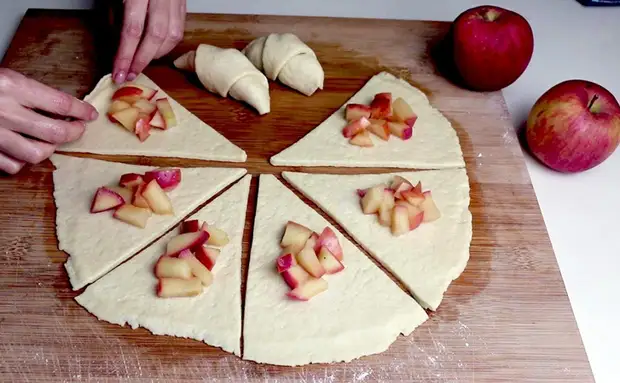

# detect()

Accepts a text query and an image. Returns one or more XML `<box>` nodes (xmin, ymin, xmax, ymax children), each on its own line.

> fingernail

<box><xmin>90</xmin><ymin>109</ymin><xmax>99</xmax><ymax>120</ymax></box>
<box><xmin>126</xmin><ymin>72</ymin><xmax>137</xmax><ymax>81</ymax></box>
<box><xmin>114</xmin><ymin>70</ymin><xmax>126</xmax><ymax>84</ymax></box>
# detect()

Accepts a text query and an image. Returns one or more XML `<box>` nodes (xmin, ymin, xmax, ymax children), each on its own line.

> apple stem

<box><xmin>588</xmin><ymin>95</ymin><xmax>599</xmax><ymax>112</ymax></box>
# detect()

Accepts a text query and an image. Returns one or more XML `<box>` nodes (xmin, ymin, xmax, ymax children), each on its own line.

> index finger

<box><xmin>113</xmin><ymin>0</ymin><xmax>149</xmax><ymax>84</ymax></box>
<box><xmin>18</xmin><ymin>76</ymin><xmax>98</xmax><ymax>121</ymax></box>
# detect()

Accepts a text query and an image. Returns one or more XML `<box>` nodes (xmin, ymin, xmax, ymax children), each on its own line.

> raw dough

<box><xmin>60</xmin><ymin>73</ymin><xmax>247</xmax><ymax>160</ymax></box>
<box><xmin>175</xmin><ymin>44</ymin><xmax>270</xmax><ymax>115</ymax></box>
<box><xmin>75</xmin><ymin>175</ymin><xmax>251</xmax><ymax>355</ymax></box>
<box><xmin>51</xmin><ymin>154</ymin><xmax>247</xmax><ymax>290</ymax></box>
<box><xmin>271</xmin><ymin>72</ymin><xmax>465</xmax><ymax>169</ymax></box>
<box><xmin>243</xmin><ymin>33</ymin><xmax>324</xmax><ymax>96</ymax></box>
<box><xmin>283</xmin><ymin>170</ymin><xmax>472</xmax><ymax>310</ymax></box>
<box><xmin>243</xmin><ymin>174</ymin><xmax>428</xmax><ymax>366</ymax></box>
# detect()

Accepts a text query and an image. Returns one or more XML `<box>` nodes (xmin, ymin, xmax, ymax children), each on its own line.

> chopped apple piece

<box><xmin>412</xmin><ymin>181</ymin><xmax>423</xmax><ymax>194</ymax></box>
<box><xmin>390</xmin><ymin>176</ymin><xmax>412</xmax><ymax>190</ymax></box>
<box><xmin>156</xmin><ymin>278</ymin><xmax>202</xmax><ymax>298</ymax></box>
<box><xmin>377</xmin><ymin>189</ymin><xmax>396</xmax><ymax>226</ymax></box>
<box><xmin>296</xmin><ymin>247</ymin><xmax>325</xmax><ymax>278</ymax></box>
<box><xmin>357</xmin><ymin>188</ymin><xmax>367</xmax><ymax>198</ymax></box>
<box><xmin>149</xmin><ymin>110</ymin><xmax>166</xmax><ymax>130</ymax></box>
<box><xmin>367</xmin><ymin>119</ymin><xmax>390</xmax><ymax>141</ymax></box>
<box><xmin>135</xmin><ymin>84</ymin><xmax>158</xmax><ymax>100</ymax></box>
<box><xmin>370</xmin><ymin>92</ymin><xmax>392</xmax><ymax>119</ymax></box>
<box><xmin>113</xmin><ymin>204</ymin><xmax>151</xmax><ymax>228</ymax></box>
<box><xmin>342</xmin><ymin>117</ymin><xmax>370</xmax><ymax>138</ymax></box>
<box><xmin>179</xmin><ymin>252</ymin><xmax>214</xmax><ymax>286</ymax></box>
<box><xmin>287</xmin><ymin>277</ymin><xmax>328</xmax><ymax>301</ymax></box>
<box><xmin>111</xmin><ymin>86</ymin><xmax>143</xmax><ymax>104</ymax></box>
<box><xmin>350</xmin><ymin>130</ymin><xmax>374</xmax><ymax>147</ymax></box>
<box><xmin>111</xmin><ymin>107</ymin><xmax>140</xmax><ymax>132</ymax></box>
<box><xmin>143</xmin><ymin>168</ymin><xmax>182</xmax><ymax>191</ymax></box>
<box><xmin>133</xmin><ymin>99</ymin><xmax>157</xmax><ymax>115</ymax></box>
<box><xmin>108</xmin><ymin>100</ymin><xmax>131</xmax><ymax>116</ymax></box>
<box><xmin>276</xmin><ymin>252</ymin><xmax>297</xmax><ymax>273</ymax></box>
<box><xmin>165</xmin><ymin>231</ymin><xmax>210</xmax><ymax>257</ymax></box>
<box><xmin>395</xmin><ymin>201</ymin><xmax>425</xmax><ymax>230</ymax></box>
<box><xmin>317</xmin><ymin>247</ymin><xmax>344</xmax><ymax>274</ymax></box>
<box><xmin>401</xmin><ymin>189</ymin><xmax>425</xmax><ymax>206</ymax></box>
<box><xmin>281</xmin><ymin>265</ymin><xmax>310</xmax><ymax>289</ymax></box>
<box><xmin>134</xmin><ymin>113</ymin><xmax>152</xmax><ymax>142</ymax></box>
<box><xmin>132</xmin><ymin>184</ymin><xmax>151</xmax><ymax>209</ymax></box>
<box><xmin>345</xmin><ymin>104</ymin><xmax>371</xmax><ymax>121</ymax></box>
<box><xmin>90</xmin><ymin>187</ymin><xmax>124</xmax><ymax>213</ymax></box>
<box><xmin>392</xmin><ymin>97</ymin><xmax>418</xmax><ymax>127</ymax></box>
<box><xmin>304</xmin><ymin>232</ymin><xmax>319</xmax><ymax>251</ymax></box>
<box><xmin>194</xmin><ymin>246</ymin><xmax>219</xmax><ymax>271</ymax></box>
<box><xmin>206</xmin><ymin>226</ymin><xmax>229</xmax><ymax>246</ymax></box>
<box><xmin>280</xmin><ymin>221</ymin><xmax>313</xmax><ymax>249</ymax></box>
<box><xmin>154</xmin><ymin>255</ymin><xmax>193</xmax><ymax>279</ymax></box>
<box><xmin>181</xmin><ymin>219</ymin><xmax>201</xmax><ymax>233</ymax></box>
<box><xmin>420</xmin><ymin>191</ymin><xmax>441</xmax><ymax>222</ymax></box>
<box><xmin>388</xmin><ymin>121</ymin><xmax>413</xmax><ymax>140</ymax></box>
<box><xmin>391</xmin><ymin>205</ymin><xmax>410</xmax><ymax>236</ymax></box>
<box><xmin>142</xmin><ymin>179</ymin><xmax>173</xmax><ymax>215</ymax></box>
<box><xmin>155</xmin><ymin>98</ymin><xmax>177</xmax><ymax>128</ymax></box>
<box><xmin>119</xmin><ymin>173</ymin><xmax>144</xmax><ymax>189</ymax></box>
<box><xmin>361</xmin><ymin>185</ymin><xmax>384</xmax><ymax>214</ymax></box>
<box><xmin>314</xmin><ymin>227</ymin><xmax>344</xmax><ymax>261</ymax></box>
<box><xmin>106</xmin><ymin>186</ymin><xmax>133</xmax><ymax>203</ymax></box>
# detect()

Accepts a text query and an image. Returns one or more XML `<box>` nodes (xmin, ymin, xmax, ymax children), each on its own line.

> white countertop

<box><xmin>1</xmin><ymin>1</ymin><xmax>618</xmax><ymax>382</ymax></box>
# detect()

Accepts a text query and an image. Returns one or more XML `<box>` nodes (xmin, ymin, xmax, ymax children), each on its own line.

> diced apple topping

<box><xmin>179</xmin><ymin>252</ymin><xmax>213</xmax><ymax>286</ymax></box>
<box><xmin>194</xmin><ymin>246</ymin><xmax>219</xmax><ymax>271</ymax></box>
<box><xmin>401</xmin><ymin>189</ymin><xmax>425</xmax><ymax>206</ymax></box>
<box><xmin>90</xmin><ymin>187</ymin><xmax>125</xmax><ymax>213</ymax></box>
<box><xmin>155</xmin><ymin>98</ymin><xmax>177</xmax><ymax>128</ymax></box>
<box><xmin>276</xmin><ymin>252</ymin><xmax>297</xmax><ymax>273</ymax></box>
<box><xmin>361</xmin><ymin>185</ymin><xmax>384</xmax><ymax>214</ymax></box>
<box><xmin>154</xmin><ymin>255</ymin><xmax>193</xmax><ymax>279</ymax></box>
<box><xmin>304</xmin><ymin>232</ymin><xmax>319</xmax><ymax>251</ymax></box>
<box><xmin>367</xmin><ymin>119</ymin><xmax>390</xmax><ymax>141</ymax></box>
<box><xmin>206</xmin><ymin>226</ymin><xmax>229</xmax><ymax>247</ymax></box>
<box><xmin>142</xmin><ymin>180</ymin><xmax>173</xmax><ymax>215</ymax></box>
<box><xmin>132</xmin><ymin>184</ymin><xmax>151</xmax><ymax>209</ymax></box>
<box><xmin>134</xmin><ymin>113</ymin><xmax>152</xmax><ymax>142</ymax></box>
<box><xmin>370</xmin><ymin>92</ymin><xmax>392</xmax><ymax>119</ymax></box>
<box><xmin>111</xmin><ymin>107</ymin><xmax>140</xmax><ymax>132</ymax></box>
<box><xmin>349</xmin><ymin>129</ymin><xmax>374</xmax><ymax>147</ymax></box>
<box><xmin>108</xmin><ymin>100</ymin><xmax>131</xmax><ymax>116</ymax></box>
<box><xmin>317</xmin><ymin>247</ymin><xmax>344</xmax><ymax>274</ymax></box>
<box><xmin>133</xmin><ymin>99</ymin><xmax>157</xmax><ymax>115</ymax></box>
<box><xmin>280</xmin><ymin>221</ymin><xmax>312</xmax><ymax>249</ymax></box>
<box><xmin>281</xmin><ymin>265</ymin><xmax>311</xmax><ymax>289</ymax></box>
<box><xmin>111</xmin><ymin>86</ymin><xmax>144</xmax><ymax>104</ymax></box>
<box><xmin>345</xmin><ymin>104</ymin><xmax>372</xmax><ymax>121</ymax></box>
<box><xmin>287</xmin><ymin>277</ymin><xmax>328</xmax><ymax>301</ymax></box>
<box><xmin>296</xmin><ymin>247</ymin><xmax>326</xmax><ymax>278</ymax></box>
<box><xmin>181</xmin><ymin>219</ymin><xmax>201</xmax><ymax>233</ymax></box>
<box><xmin>156</xmin><ymin>278</ymin><xmax>202</xmax><ymax>298</ymax></box>
<box><xmin>391</xmin><ymin>205</ymin><xmax>410</xmax><ymax>236</ymax></box>
<box><xmin>143</xmin><ymin>168</ymin><xmax>182</xmax><ymax>191</ymax></box>
<box><xmin>149</xmin><ymin>110</ymin><xmax>166</xmax><ymax>130</ymax></box>
<box><xmin>165</xmin><ymin>231</ymin><xmax>210</xmax><ymax>257</ymax></box>
<box><xmin>135</xmin><ymin>84</ymin><xmax>157</xmax><ymax>100</ymax></box>
<box><xmin>314</xmin><ymin>227</ymin><xmax>344</xmax><ymax>261</ymax></box>
<box><xmin>119</xmin><ymin>173</ymin><xmax>144</xmax><ymax>189</ymax></box>
<box><xmin>106</xmin><ymin>186</ymin><xmax>133</xmax><ymax>204</ymax></box>
<box><xmin>392</xmin><ymin>97</ymin><xmax>418</xmax><ymax>128</ymax></box>
<box><xmin>113</xmin><ymin>204</ymin><xmax>152</xmax><ymax>228</ymax></box>
<box><xmin>342</xmin><ymin>117</ymin><xmax>371</xmax><ymax>138</ymax></box>
<box><xmin>388</xmin><ymin>121</ymin><xmax>413</xmax><ymax>140</ymax></box>
<box><xmin>420</xmin><ymin>191</ymin><xmax>441</xmax><ymax>222</ymax></box>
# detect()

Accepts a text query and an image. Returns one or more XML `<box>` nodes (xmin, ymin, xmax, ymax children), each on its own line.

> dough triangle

<box><xmin>75</xmin><ymin>175</ymin><xmax>251</xmax><ymax>355</ymax></box>
<box><xmin>51</xmin><ymin>154</ymin><xmax>247</xmax><ymax>290</ymax></box>
<box><xmin>60</xmin><ymin>74</ymin><xmax>247</xmax><ymax>162</ymax></box>
<box><xmin>243</xmin><ymin>174</ymin><xmax>427</xmax><ymax>366</ymax></box>
<box><xmin>283</xmin><ymin>170</ymin><xmax>472</xmax><ymax>310</ymax></box>
<box><xmin>270</xmin><ymin>72</ymin><xmax>465</xmax><ymax>169</ymax></box>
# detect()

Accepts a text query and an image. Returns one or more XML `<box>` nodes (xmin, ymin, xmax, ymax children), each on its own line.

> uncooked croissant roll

<box><xmin>174</xmin><ymin>44</ymin><xmax>270</xmax><ymax>115</ymax></box>
<box><xmin>243</xmin><ymin>33</ymin><xmax>324</xmax><ymax>97</ymax></box>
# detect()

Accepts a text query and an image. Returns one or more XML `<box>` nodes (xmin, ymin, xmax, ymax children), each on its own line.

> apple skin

<box><xmin>526</xmin><ymin>80</ymin><xmax>620</xmax><ymax>173</ymax></box>
<box><xmin>452</xmin><ymin>5</ymin><xmax>534</xmax><ymax>91</ymax></box>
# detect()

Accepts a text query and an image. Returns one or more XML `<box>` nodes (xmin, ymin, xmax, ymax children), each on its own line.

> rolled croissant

<box><xmin>174</xmin><ymin>44</ymin><xmax>270</xmax><ymax>115</ymax></box>
<box><xmin>242</xmin><ymin>33</ymin><xmax>324</xmax><ymax>97</ymax></box>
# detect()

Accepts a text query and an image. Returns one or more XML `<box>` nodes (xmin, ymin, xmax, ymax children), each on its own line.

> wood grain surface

<box><xmin>0</xmin><ymin>9</ymin><xmax>593</xmax><ymax>382</ymax></box>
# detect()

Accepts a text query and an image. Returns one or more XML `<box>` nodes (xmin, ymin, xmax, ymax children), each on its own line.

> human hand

<box><xmin>0</xmin><ymin>69</ymin><xmax>98</xmax><ymax>175</ymax></box>
<box><xmin>112</xmin><ymin>0</ymin><xmax>187</xmax><ymax>84</ymax></box>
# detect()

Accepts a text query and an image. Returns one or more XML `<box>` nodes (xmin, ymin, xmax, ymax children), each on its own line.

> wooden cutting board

<box><xmin>0</xmin><ymin>9</ymin><xmax>593</xmax><ymax>382</ymax></box>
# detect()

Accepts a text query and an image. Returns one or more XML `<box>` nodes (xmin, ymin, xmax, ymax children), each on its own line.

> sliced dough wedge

<box><xmin>243</xmin><ymin>175</ymin><xmax>427</xmax><ymax>366</ymax></box>
<box><xmin>283</xmin><ymin>170</ymin><xmax>472</xmax><ymax>311</ymax></box>
<box><xmin>271</xmin><ymin>72</ymin><xmax>465</xmax><ymax>169</ymax></box>
<box><xmin>51</xmin><ymin>154</ymin><xmax>246</xmax><ymax>290</ymax></box>
<box><xmin>60</xmin><ymin>73</ymin><xmax>247</xmax><ymax>161</ymax></box>
<box><xmin>75</xmin><ymin>175</ymin><xmax>251</xmax><ymax>355</ymax></box>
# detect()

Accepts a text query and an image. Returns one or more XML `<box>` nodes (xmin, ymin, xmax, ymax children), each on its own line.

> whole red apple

<box><xmin>526</xmin><ymin>80</ymin><xmax>620</xmax><ymax>173</ymax></box>
<box><xmin>452</xmin><ymin>5</ymin><xmax>534</xmax><ymax>91</ymax></box>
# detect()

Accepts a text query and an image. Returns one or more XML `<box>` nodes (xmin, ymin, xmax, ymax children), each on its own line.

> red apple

<box><xmin>143</xmin><ymin>168</ymin><xmax>182</xmax><ymax>191</ymax></box>
<box><xmin>526</xmin><ymin>80</ymin><xmax>620</xmax><ymax>173</ymax></box>
<box><xmin>452</xmin><ymin>5</ymin><xmax>534</xmax><ymax>91</ymax></box>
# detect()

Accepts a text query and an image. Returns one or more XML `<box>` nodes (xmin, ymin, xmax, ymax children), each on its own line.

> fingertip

<box><xmin>68</xmin><ymin>121</ymin><xmax>86</xmax><ymax>141</ymax></box>
<box><xmin>126</xmin><ymin>72</ymin><xmax>137</xmax><ymax>81</ymax></box>
<box><xmin>113</xmin><ymin>70</ymin><xmax>127</xmax><ymax>84</ymax></box>
<box><xmin>90</xmin><ymin>109</ymin><xmax>99</xmax><ymax>121</ymax></box>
